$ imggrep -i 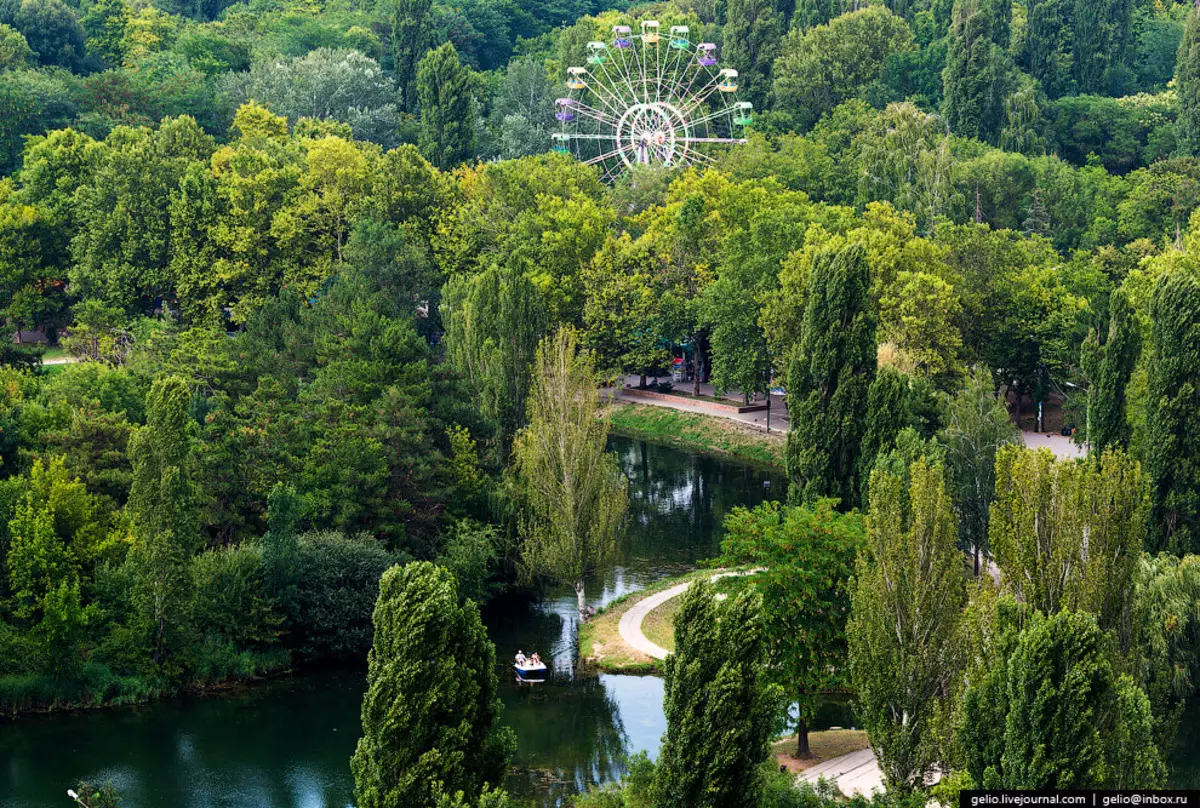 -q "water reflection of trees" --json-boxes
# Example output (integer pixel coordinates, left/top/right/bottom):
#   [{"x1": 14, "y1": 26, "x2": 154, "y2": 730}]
[
  {"x1": 503, "y1": 673, "x2": 630, "y2": 807},
  {"x1": 610, "y1": 436, "x2": 786, "y2": 571}
]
